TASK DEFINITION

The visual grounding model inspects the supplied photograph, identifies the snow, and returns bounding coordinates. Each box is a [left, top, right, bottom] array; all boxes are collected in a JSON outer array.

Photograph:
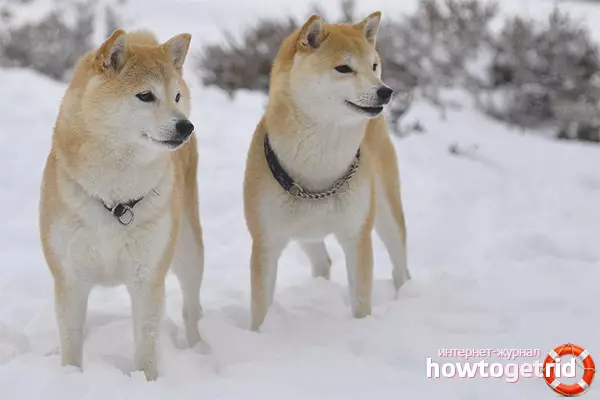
[[1, 0, 600, 399]]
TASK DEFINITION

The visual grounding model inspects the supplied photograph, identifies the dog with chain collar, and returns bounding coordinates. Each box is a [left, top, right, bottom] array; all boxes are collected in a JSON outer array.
[[243, 12, 410, 330]]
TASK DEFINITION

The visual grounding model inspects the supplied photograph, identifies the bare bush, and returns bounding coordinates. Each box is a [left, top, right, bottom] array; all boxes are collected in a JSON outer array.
[[0, 7, 93, 80], [0, 0, 126, 81], [476, 10, 600, 141], [198, 17, 298, 95], [378, 0, 497, 106]]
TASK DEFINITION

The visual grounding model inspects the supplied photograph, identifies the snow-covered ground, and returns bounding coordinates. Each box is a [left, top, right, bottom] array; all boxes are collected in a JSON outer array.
[[1, 0, 600, 399]]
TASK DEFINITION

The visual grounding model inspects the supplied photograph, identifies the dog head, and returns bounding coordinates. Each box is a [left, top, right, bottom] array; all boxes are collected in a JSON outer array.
[[81, 29, 194, 152], [281, 12, 392, 123]]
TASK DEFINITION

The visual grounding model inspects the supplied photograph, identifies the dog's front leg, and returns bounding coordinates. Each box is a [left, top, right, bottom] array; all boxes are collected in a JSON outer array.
[[250, 238, 286, 331], [336, 226, 374, 319], [127, 278, 165, 381], [54, 279, 91, 368]]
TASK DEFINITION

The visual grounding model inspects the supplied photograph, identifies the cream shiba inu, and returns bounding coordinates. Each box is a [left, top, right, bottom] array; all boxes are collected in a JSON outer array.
[[39, 29, 203, 380], [244, 12, 410, 330]]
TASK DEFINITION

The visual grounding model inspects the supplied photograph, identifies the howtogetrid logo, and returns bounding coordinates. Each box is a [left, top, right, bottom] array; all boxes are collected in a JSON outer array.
[[543, 343, 595, 397]]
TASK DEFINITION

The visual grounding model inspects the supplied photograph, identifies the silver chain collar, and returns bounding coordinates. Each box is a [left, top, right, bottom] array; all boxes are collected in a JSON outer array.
[[288, 156, 361, 200]]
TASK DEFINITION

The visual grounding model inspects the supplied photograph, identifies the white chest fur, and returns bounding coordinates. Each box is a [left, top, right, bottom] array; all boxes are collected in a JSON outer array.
[[49, 162, 176, 286], [259, 178, 371, 242], [260, 123, 372, 242], [50, 211, 173, 286]]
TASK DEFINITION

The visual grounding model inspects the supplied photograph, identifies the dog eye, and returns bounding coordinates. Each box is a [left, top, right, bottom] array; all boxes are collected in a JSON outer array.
[[175, 92, 181, 103], [334, 65, 353, 74], [373, 63, 378, 71], [136, 91, 156, 102]]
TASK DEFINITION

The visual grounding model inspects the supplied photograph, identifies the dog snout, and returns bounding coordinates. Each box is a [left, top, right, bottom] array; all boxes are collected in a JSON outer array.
[[175, 119, 194, 139], [377, 86, 394, 104]]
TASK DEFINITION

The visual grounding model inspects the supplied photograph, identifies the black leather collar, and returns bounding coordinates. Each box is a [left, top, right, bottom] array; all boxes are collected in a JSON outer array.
[[263, 134, 361, 200]]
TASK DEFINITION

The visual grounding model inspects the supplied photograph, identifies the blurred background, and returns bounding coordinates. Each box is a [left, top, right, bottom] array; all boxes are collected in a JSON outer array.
[[0, 1, 599, 399], [2, 0, 600, 140]]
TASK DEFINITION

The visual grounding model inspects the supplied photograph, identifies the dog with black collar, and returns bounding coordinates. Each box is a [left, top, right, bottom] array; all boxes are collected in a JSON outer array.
[[243, 12, 410, 330]]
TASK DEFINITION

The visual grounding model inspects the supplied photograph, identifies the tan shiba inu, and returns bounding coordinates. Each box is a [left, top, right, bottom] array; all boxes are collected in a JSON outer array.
[[39, 29, 203, 380], [244, 12, 410, 330]]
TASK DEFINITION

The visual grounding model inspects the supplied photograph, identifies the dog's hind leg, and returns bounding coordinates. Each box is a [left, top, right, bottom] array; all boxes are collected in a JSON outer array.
[[375, 181, 410, 291], [172, 216, 204, 347], [366, 124, 410, 291], [299, 240, 331, 279]]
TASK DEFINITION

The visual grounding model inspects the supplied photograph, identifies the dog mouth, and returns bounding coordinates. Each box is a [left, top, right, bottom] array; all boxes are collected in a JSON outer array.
[[344, 101, 384, 117], [142, 134, 186, 149]]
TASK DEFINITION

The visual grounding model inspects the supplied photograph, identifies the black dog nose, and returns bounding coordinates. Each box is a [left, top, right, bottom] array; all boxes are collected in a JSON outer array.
[[175, 119, 194, 137], [377, 86, 394, 103]]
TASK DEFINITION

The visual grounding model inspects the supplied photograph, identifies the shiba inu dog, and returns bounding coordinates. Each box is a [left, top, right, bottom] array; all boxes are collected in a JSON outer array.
[[39, 29, 203, 380], [244, 12, 410, 330]]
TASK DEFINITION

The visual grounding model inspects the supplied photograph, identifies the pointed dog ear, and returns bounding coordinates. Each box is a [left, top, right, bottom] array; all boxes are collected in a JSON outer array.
[[360, 12, 381, 45], [162, 33, 192, 69], [298, 15, 325, 51], [96, 29, 127, 73]]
